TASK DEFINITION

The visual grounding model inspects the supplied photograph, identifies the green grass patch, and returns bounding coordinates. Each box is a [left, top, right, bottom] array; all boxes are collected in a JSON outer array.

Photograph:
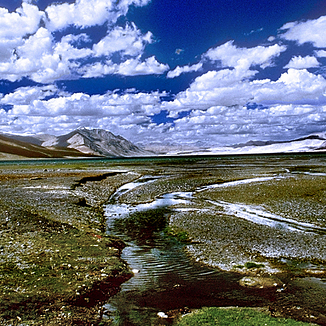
[[0, 210, 129, 322], [174, 307, 313, 326], [164, 226, 191, 243], [233, 262, 265, 270], [244, 262, 265, 269]]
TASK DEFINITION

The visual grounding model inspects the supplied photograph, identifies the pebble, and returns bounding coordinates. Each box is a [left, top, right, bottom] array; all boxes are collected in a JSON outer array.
[[157, 312, 169, 318]]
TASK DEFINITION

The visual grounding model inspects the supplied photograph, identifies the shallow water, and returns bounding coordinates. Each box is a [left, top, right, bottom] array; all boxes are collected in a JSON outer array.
[[103, 176, 284, 325], [103, 162, 326, 325], [206, 199, 326, 234]]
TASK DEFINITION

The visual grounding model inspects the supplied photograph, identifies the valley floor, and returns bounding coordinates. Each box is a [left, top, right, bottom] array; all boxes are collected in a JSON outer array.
[[1, 154, 326, 324]]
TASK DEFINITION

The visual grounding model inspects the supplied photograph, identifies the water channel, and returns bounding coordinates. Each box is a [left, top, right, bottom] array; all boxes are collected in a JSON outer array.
[[103, 174, 326, 325]]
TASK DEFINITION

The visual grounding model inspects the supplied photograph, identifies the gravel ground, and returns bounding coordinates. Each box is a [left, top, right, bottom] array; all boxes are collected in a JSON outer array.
[[0, 163, 139, 325], [1, 155, 326, 325]]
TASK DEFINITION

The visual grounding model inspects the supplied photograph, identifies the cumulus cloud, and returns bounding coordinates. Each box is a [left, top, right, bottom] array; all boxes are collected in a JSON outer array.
[[81, 56, 169, 78], [204, 41, 287, 70], [0, 3, 43, 63], [316, 50, 326, 58], [44, 0, 151, 31], [93, 23, 153, 57], [280, 15, 326, 47], [45, 0, 126, 30], [168, 103, 326, 146], [0, 27, 80, 83], [116, 56, 169, 75], [0, 3, 43, 39], [163, 67, 326, 117], [167, 63, 203, 78], [0, 1, 163, 83], [284, 55, 320, 69], [2, 72, 326, 147], [2, 1, 326, 148], [0, 88, 164, 138], [0, 85, 62, 105]]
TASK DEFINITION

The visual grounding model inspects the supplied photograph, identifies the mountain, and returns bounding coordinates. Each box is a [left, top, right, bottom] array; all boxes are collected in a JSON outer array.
[[2, 129, 326, 160], [232, 135, 326, 148], [0, 134, 92, 160], [165, 134, 326, 156], [44, 128, 152, 157], [0, 128, 152, 159]]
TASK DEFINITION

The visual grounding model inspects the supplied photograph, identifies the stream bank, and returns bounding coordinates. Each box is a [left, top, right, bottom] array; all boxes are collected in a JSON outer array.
[[101, 156, 326, 325], [1, 154, 326, 325], [0, 162, 139, 325]]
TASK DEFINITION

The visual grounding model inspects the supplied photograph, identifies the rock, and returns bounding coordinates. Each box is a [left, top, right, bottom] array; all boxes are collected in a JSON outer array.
[[157, 312, 169, 318], [239, 276, 283, 288]]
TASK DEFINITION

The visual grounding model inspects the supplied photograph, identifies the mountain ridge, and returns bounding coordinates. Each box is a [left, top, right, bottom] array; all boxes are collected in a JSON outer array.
[[2, 129, 326, 159], [0, 128, 152, 159]]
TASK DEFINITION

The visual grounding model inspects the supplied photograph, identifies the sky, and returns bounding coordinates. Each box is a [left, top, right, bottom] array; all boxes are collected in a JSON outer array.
[[1, 0, 326, 149]]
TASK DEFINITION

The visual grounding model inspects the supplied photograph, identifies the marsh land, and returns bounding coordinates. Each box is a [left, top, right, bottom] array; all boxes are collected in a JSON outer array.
[[0, 154, 326, 325]]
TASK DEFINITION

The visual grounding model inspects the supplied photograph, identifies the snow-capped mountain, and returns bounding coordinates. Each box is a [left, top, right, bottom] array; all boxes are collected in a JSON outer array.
[[165, 134, 326, 156]]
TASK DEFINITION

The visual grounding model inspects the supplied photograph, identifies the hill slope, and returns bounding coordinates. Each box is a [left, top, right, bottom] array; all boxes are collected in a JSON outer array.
[[0, 134, 92, 159], [0, 128, 152, 159]]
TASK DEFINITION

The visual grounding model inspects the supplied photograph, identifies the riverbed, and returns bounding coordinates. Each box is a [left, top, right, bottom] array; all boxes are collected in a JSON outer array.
[[100, 154, 326, 325], [1, 154, 326, 325]]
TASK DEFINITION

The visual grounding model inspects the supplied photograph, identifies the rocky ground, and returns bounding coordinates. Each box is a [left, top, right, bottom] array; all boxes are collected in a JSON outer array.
[[1, 155, 326, 325], [0, 160, 140, 325]]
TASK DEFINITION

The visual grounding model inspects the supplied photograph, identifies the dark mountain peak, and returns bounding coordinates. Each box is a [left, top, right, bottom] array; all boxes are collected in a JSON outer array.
[[55, 128, 151, 157]]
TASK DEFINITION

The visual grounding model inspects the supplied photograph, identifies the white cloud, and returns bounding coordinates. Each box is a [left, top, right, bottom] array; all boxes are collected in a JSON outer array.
[[205, 41, 286, 70], [0, 3, 43, 63], [55, 34, 93, 60], [0, 89, 164, 137], [284, 55, 320, 69], [316, 50, 326, 58], [3, 90, 162, 117], [0, 85, 61, 105], [280, 15, 326, 47], [81, 56, 169, 78], [2, 2, 326, 148], [45, 0, 117, 30], [93, 23, 153, 57], [2, 80, 326, 147], [0, 27, 80, 83], [0, 3, 43, 39], [116, 56, 169, 76], [163, 67, 326, 117], [45, 0, 151, 31], [167, 103, 326, 146], [167, 63, 203, 78], [0, 0, 157, 82]]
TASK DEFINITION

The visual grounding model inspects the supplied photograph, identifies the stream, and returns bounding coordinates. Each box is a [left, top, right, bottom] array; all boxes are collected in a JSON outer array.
[[103, 175, 326, 325]]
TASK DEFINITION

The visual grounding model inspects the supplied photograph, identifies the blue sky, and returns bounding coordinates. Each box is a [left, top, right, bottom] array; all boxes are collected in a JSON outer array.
[[1, 0, 326, 149]]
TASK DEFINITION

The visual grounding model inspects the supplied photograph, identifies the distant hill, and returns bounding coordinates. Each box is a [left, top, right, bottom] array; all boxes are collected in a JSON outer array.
[[2, 128, 326, 160], [164, 133, 326, 156], [0, 128, 153, 159], [0, 134, 91, 160]]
